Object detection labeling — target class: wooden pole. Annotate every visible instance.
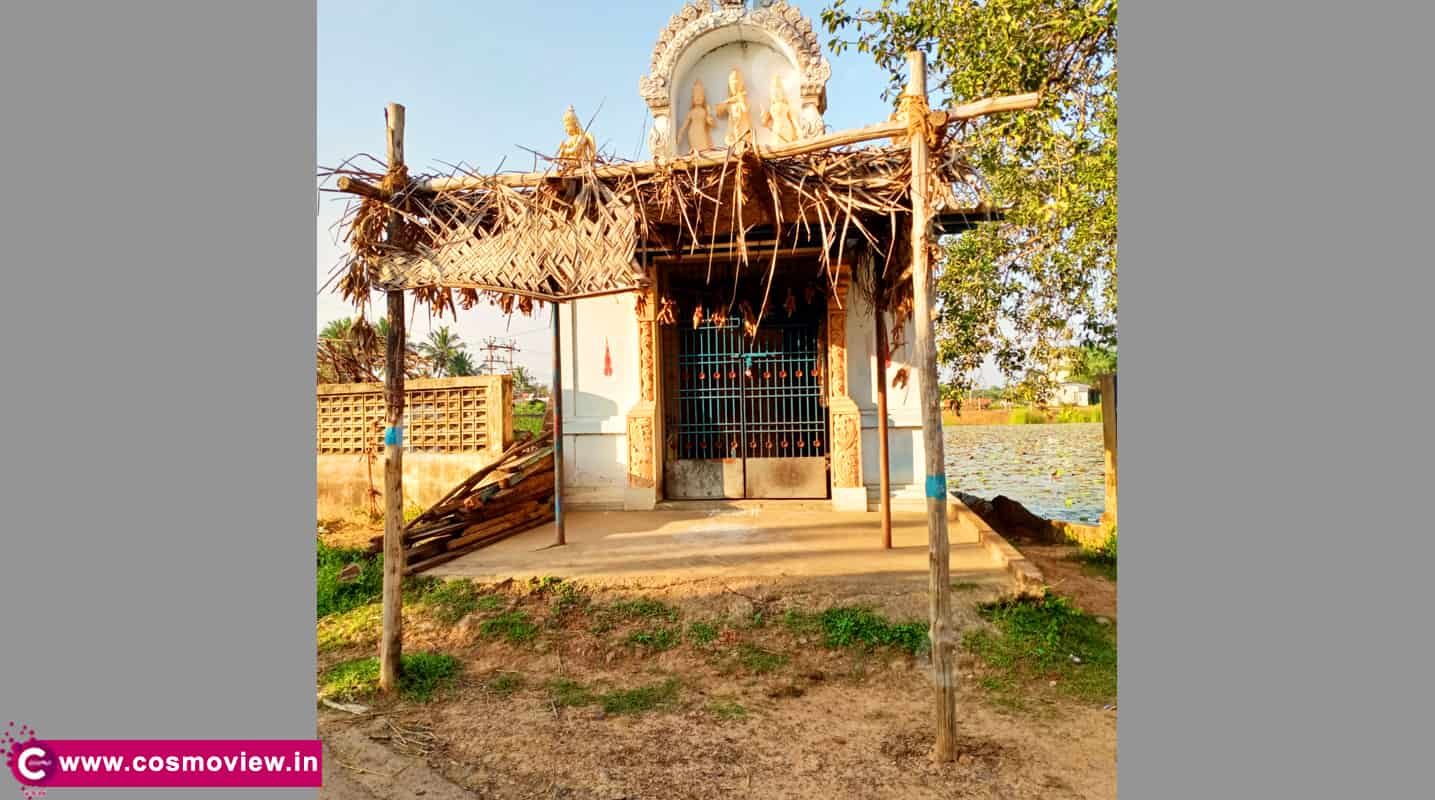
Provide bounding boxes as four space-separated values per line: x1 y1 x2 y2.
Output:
401 92 1040 193
875 289 893 550
379 102 406 693
1100 373 1118 530
906 51 958 762
552 301 566 546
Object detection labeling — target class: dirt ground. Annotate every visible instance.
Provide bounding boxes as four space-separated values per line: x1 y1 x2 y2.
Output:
1011 543 1116 621
316 560 1116 800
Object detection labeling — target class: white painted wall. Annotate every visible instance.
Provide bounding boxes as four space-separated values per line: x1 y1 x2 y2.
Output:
843 288 927 504
1055 382 1093 406
559 286 928 509
558 294 639 508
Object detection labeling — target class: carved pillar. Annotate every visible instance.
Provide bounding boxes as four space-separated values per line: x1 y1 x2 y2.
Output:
827 271 867 511
625 284 660 509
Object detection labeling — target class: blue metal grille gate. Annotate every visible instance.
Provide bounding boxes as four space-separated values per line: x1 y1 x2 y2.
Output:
672 315 828 498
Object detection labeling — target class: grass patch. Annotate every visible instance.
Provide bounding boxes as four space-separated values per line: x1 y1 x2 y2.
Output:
601 678 681 715
783 606 927 653
1053 406 1103 423
1076 557 1117 581
317 541 383 619
546 678 597 708
1070 526 1117 581
707 697 748 720
413 579 495 624
1008 407 1048 424
737 643 788 674
317 602 382 651
627 625 682 651
319 652 460 703
551 582 589 614
513 400 547 437
589 617 616 636
816 607 929 654
781 608 824 635
687 620 720 646
608 597 680 622
485 672 525 697
544 677 682 715
479 611 539 643
964 594 1117 708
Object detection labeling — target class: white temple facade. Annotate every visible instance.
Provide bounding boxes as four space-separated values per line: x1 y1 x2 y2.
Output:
554 1 928 513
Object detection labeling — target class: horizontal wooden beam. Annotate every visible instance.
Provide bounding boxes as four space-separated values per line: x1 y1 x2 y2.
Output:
326 93 1040 196
932 92 1042 126
336 175 387 200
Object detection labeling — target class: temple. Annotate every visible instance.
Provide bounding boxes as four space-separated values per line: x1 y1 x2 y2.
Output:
329 0 1029 515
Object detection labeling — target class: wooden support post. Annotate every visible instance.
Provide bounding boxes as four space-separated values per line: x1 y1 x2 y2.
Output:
552 301 565 546
907 51 958 762
875 290 893 550
379 102 406 693
1100 373 1117 530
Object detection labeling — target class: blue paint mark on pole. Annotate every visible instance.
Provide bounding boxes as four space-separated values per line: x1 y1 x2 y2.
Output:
384 426 403 446
925 473 947 499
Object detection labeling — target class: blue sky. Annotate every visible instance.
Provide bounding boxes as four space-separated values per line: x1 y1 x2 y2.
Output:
317 0 998 384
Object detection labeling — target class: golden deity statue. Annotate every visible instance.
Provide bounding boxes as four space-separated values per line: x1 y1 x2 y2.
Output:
714 68 754 147
678 79 718 154
555 106 596 171
761 74 800 143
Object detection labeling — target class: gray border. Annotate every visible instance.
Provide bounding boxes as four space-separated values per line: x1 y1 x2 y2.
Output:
0 2 316 798
1123 1 1433 796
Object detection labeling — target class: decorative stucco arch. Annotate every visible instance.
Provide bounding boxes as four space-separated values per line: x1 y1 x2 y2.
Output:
639 0 832 158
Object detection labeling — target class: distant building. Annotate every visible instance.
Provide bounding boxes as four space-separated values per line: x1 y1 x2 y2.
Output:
1054 381 1098 406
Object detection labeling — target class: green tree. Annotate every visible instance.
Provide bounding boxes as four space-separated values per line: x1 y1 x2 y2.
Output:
1063 342 1116 384
317 316 433 382
509 365 537 395
447 351 477 377
320 317 353 341
823 0 1117 402
418 326 465 378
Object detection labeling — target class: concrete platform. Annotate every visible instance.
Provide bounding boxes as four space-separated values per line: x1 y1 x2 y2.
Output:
427 506 1015 588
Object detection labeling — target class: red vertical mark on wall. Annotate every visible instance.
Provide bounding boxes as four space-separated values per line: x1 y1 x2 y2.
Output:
603 338 613 376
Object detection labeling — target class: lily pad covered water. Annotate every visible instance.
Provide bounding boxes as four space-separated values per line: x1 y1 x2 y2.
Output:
943 424 1106 524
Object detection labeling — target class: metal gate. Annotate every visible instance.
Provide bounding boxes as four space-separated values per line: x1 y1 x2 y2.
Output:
666 314 828 499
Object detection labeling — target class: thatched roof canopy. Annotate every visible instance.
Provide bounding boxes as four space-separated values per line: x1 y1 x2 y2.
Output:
322 129 993 314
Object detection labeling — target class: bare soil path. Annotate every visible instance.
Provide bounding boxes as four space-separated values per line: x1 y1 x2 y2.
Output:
317 570 1116 799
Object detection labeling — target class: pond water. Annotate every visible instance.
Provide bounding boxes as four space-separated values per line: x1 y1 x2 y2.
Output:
942 424 1106 525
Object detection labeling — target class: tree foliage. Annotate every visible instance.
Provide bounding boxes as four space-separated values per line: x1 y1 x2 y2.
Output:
419 326 465 378
316 316 430 383
1062 342 1116 384
823 0 1117 402
509 365 544 396
446 350 477 377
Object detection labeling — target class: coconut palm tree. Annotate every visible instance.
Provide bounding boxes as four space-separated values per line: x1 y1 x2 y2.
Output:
320 317 353 340
447 351 477 377
418 326 465 377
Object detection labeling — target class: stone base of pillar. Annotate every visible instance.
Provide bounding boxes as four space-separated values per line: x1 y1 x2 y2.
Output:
625 401 659 511
624 485 659 511
831 485 868 512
